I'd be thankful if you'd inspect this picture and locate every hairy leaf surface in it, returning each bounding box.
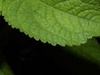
[1,0,100,46]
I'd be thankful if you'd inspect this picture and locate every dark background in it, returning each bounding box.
[0,16,100,75]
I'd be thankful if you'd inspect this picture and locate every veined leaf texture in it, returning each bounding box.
[1,0,100,46]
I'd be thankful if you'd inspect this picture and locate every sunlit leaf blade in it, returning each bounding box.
[65,38,100,65]
[1,0,100,46]
[0,0,2,15]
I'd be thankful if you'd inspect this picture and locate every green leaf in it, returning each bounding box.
[65,38,100,65]
[0,0,2,15]
[1,0,100,46]
[0,50,14,75]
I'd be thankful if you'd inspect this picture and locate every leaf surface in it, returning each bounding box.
[0,0,2,15]
[0,50,14,75]
[65,38,100,65]
[1,0,100,46]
